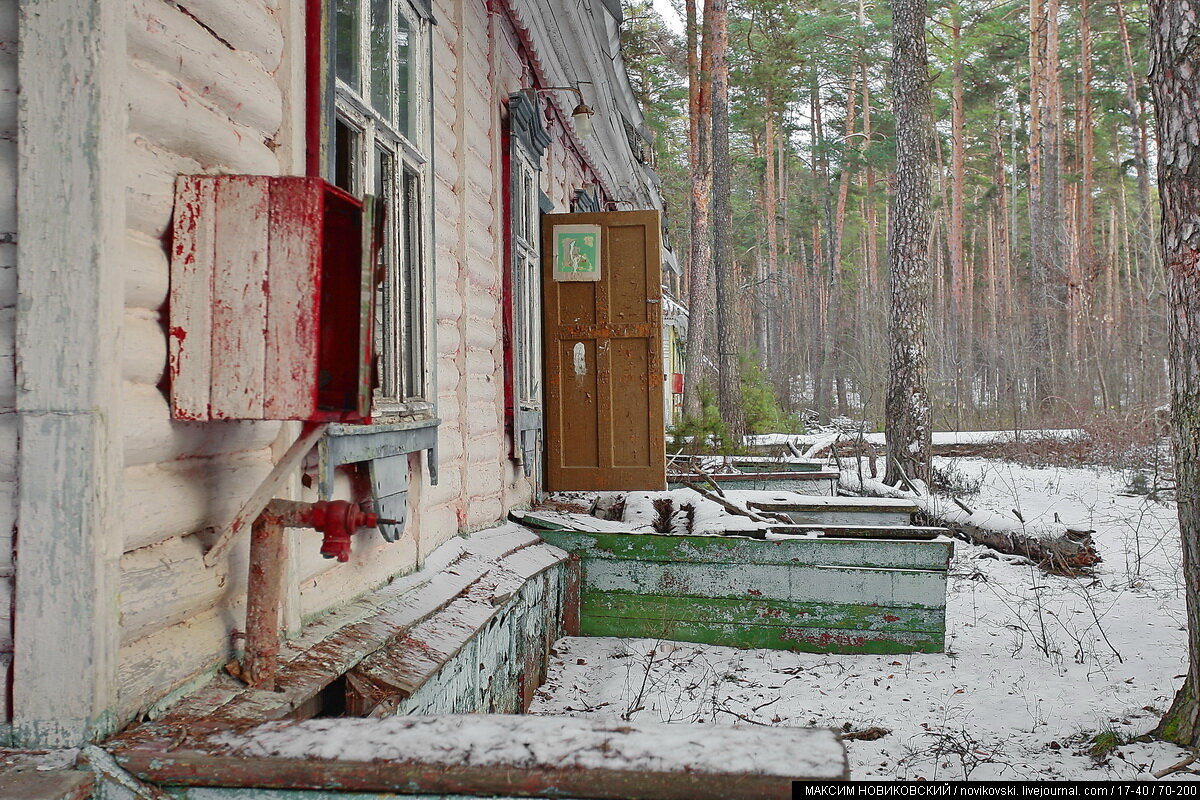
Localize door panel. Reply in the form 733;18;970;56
543;211;666;491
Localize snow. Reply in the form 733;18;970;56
531;458;1196;781
748;429;1084;449
213;713;847;779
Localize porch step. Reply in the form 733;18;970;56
668;470;838;495
0;770;92;800
770;524;948;541
109;714;847;798
749;497;919;526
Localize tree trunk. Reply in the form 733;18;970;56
1151;0;1200;748
709;0;743;440
1028;0;1064;414
682;0;714;418
884;0;933;487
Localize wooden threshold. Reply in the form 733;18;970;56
107;715;846;798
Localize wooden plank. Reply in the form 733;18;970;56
669;476;836;495
579;616;944;655
126;0;281;134
168;176;215;420
109;715;846;796
0;770;93;800
264;179;321;419
582;591;946;633
210;176;269;420
582;558;947;608
748;498;918;513
758;507;912;526
773;525;949;541
348;544;564;700
534;529;953;571
15;0;124;746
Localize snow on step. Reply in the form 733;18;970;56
747;494;918;526
209;714;848;790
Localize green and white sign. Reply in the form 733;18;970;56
553;224;602;282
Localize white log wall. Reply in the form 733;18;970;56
116;0;287;720
98;0;602;726
0;0;16;721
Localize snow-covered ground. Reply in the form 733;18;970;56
530;458;1196;781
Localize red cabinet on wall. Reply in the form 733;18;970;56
169;175;376;423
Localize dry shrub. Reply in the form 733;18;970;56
988;407;1167;470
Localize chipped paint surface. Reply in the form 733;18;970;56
540;529;949;654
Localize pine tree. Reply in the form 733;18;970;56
884;0;933;486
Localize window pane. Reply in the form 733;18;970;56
402;170;423;398
335;0;361;93
334;118;359;192
375;146;399;399
395;14;412;137
370;0;394;122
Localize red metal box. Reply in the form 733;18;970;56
169;175;376;423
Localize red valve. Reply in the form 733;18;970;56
305;500;379;563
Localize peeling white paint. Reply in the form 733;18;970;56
572;342;587;377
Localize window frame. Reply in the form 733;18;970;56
327;0;436;420
505;91;551;479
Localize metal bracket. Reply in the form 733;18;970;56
319;418;440;500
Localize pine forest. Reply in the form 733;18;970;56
624;0;1162;435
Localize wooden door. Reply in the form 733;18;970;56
542;210;666;491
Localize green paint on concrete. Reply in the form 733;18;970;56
582;591;945;633
579;615;944;654
535;529;952;571
540;527;950;654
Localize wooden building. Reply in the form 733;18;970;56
0;0;668;747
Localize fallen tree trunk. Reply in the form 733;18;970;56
839;472;1101;576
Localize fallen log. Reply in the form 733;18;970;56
838;472;1101;576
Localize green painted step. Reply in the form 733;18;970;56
770;525;949;541
583;558;947;609
748;499;917;526
534;529;952;570
580;616;944;655
582;591;945;633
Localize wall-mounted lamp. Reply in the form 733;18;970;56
527;85;595;139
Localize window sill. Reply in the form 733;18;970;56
320;416;440;498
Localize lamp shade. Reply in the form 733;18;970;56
571;103;594;139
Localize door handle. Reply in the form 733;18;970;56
647;299;660;304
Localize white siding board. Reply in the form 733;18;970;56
120;533;247;644
117;604;240;722
124;232;170;311
166;175;214;419
126;62;277;174
0;138;13;234
174;0;283;72
209;177;269;419
122;383;279;467
122;451;274;551
125;137;202;239
123;311;167;386
0;0;12;730
128;0;282;134
0;479;15;571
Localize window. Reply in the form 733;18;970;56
506;92;550;477
332;0;432;416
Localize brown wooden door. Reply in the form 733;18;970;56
542;210;666;491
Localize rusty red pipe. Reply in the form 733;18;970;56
242;499;384;689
